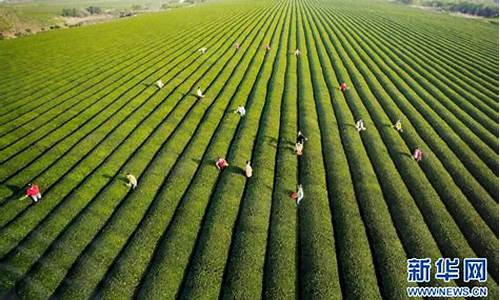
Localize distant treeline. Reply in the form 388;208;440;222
61;5;145;18
400;0;499;17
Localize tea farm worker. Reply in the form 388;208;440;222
156;79;164;89
296;184;304;205
291;184;304;206
126;173;138;189
216;157;229;171
413;148;424;162
295;141;304;156
235;105;246;117
393;119;403;132
297;130;308;144
340;82;349;92
355;119;366;132
244;160;253;178
197;86;205;99
25;183;42;203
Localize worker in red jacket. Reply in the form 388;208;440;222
413;148;424;162
340;82;349;92
216;157;229;171
25;183;42;203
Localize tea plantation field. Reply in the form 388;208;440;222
0;0;498;298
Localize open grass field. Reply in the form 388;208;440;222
0;0;176;39
0;0;498;298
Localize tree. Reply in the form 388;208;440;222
61;8;89;17
61;8;76;17
86;6;102;15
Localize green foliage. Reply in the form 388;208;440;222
399;0;499;17
86;6;102;15
61;7;89;17
448;2;499;17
